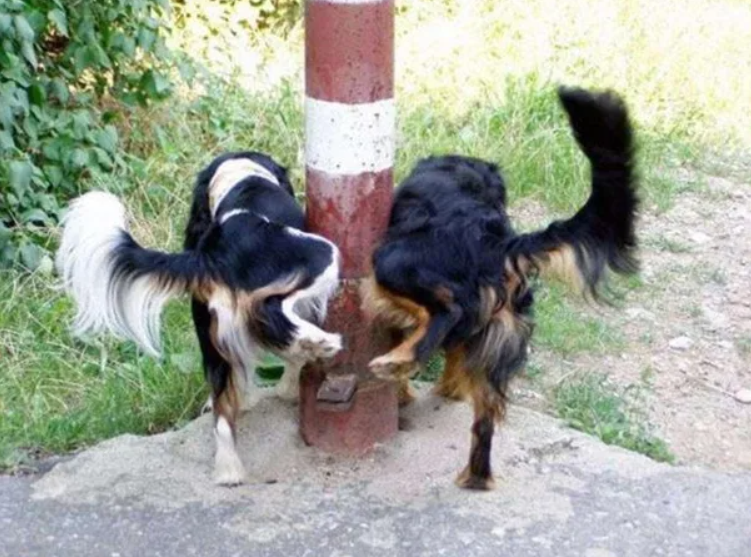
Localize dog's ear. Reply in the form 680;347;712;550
257;157;294;197
271;165;295;197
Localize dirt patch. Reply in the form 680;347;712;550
513;170;751;471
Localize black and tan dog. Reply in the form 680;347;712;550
364;87;639;490
56;152;342;485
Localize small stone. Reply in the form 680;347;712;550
703;308;728;330
733;389;751;404
689;231;711;244
669;336;694;350
492;527;507;539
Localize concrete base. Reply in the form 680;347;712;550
298;279;399;454
3;386;750;556
300;369;398;454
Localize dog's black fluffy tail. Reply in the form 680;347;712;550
505;87;639;296
56;191;211;356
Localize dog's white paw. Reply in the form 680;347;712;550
213;447;246;486
201;395;213;414
318;332;342;358
214;462;246;487
295;331;342;361
213;416;246;486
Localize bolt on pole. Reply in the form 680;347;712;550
300;0;398;453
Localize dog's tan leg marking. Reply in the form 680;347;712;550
455;374;504;491
368;290;430;380
433;346;471;401
397;375;417;406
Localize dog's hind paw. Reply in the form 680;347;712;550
368;354;417;381
213;418;246;487
298;331;342;360
454;466;496;491
214;452;247;487
319;332;342;358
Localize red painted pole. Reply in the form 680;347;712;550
300;0;398;452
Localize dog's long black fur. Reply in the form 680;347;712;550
367;87;639;490
57;151;341;485
112;152;332;347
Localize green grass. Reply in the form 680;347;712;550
4;0;751;467
523;362;545;382
736;336;751;360
415;354;446;383
646;235;693;254
0;273;208;471
686;263;728;286
555;374;674;463
684;304;704;319
533;283;625;356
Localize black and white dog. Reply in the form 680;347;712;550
364;88;639;490
56;152;342;485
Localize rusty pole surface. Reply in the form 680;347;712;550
300;0;398;453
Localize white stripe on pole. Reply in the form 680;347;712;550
305;97;395;175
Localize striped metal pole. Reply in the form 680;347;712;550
300;0;398;452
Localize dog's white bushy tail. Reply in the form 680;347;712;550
56;191;199;356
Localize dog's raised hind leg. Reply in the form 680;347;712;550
280;267;342;362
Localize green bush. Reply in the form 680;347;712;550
0;0;173;268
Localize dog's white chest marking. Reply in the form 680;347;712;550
209;159;280;219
